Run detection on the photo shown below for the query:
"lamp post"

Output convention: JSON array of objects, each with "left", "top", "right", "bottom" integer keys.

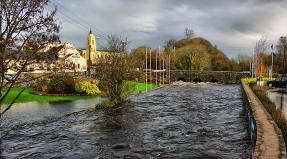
[
  {"left": 271, "top": 44, "right": 274, "bottom": 80},
  {"left": 281, "top": 36, "right": 286, "bottom": 77}
]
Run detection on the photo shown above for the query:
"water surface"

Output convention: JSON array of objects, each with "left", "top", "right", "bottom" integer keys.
[
  {"left": 267, "top": 89, "right": 287, "bottom": 117},
  {"left": 1, "top": 83, "right": 251, "bottom": 159}
]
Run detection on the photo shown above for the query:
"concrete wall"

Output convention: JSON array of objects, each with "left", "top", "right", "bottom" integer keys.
[{"left": 241, "top": 81, "right": 286, "bottom": 159}]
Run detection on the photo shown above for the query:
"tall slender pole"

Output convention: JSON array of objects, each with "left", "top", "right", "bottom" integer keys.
[
  {"left": 163, "top": 53, "right": 165, "bottom": 85},
  {"left": 145, "top": 48, "right": 148, "bottom": 92},
  {"left": 159, "top": 47, "right": 161, "bottom": 86},
  {"left": 156, "top": 48, "right": 158, "bottom": 86},
  {"left": 283, "top": 43, "right": 286, "bottom": 77},
  {"left": 169, "top": 53, "right": 171, "bottom": 84},
  {"left": 271, "top": 44, "right": 274, "bottom": 80},
  {"left": 149, "top": 49, "right": 152, "bottom": 85},
  {"left": 254, "top": 49, "right": 257, "bottom": 79},
  {"left": 251, "top": 63, "right": 254, "bottom": 78},
  {"left": 249, "top": 61, "right": 252, "bottom": 77}
]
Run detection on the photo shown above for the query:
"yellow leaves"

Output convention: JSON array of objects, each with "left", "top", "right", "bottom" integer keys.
[{"left": 75, "top": 80, "right": 101, "bottom": 96}]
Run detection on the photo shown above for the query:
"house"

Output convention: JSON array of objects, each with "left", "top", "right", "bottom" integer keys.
[{"left": 64, "top": 53, "right": 87, "bottom": 72}]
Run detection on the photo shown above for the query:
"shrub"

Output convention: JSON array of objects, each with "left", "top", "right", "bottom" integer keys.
[
  {"left": 33, "top": 77, "right": 49, "bottom": 92},
  {"left": 48, "top": 74, "right": 75, "bottom": 94},
  {"left": 243, "top": 77, "right": 276, "bottom": 86},
  {"left": 242, "top": 78, "right": 256, "bottom": 85},
  {"left": 75, "top": 81, "right": 100, "bottom": 95},
  {"left": 95, "top": 100, "right": 113, "bottom": 109},
  {"left": 90, "top": 80, "right": 100, "bottom": 85},
  {"left": 95, "top": 99, "right": 123, "bottom": 109}
]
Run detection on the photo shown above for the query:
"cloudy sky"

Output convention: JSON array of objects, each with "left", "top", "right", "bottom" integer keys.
[{"left": 50, "top": 0, "right": 287, "bottom": 58}]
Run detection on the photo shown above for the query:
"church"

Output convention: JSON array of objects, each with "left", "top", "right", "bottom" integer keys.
[
  {"left": 80, "top": 29, "right": 109, "bottom": 65},
  {"left": 81, "top": 29, "right": 97, "bottom": 64}
]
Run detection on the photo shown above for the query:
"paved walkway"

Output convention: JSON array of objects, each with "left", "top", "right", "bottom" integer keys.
[{"left": 242, "top": 83, "right": 282, "bottom": 159}]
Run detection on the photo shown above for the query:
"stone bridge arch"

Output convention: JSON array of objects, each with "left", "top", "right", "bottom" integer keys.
[{"left": 169, "top": 70, "right": 250, "bottom": 84}]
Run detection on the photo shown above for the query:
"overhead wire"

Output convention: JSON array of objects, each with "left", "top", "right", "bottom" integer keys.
[{"left": 51, "top": 0, "right": 107, "bottom": 38}]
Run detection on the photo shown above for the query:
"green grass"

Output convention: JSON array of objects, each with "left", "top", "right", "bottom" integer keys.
[
  {"left": 1, "top": 81, "right": 159, "bottom": 105},
  {"left": 1, "top": 87, "right": 94, "bottom": 105},
  {"left": 125, "top": 81, "right": 159, "bottom": 94}
]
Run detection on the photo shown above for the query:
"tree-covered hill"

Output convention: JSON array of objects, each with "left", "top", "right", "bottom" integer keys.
[{"left": 172, "top": 38, "right": 239, "bottom": 71}]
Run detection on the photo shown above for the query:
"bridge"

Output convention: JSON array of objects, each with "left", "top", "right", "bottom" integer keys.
[{"left": 153, "top": 70, "right": 250, "bottom": 84}]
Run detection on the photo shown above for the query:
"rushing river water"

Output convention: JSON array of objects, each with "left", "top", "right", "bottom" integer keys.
[{"left": 1, "top": 83, "right": 251, "bottom": 159}]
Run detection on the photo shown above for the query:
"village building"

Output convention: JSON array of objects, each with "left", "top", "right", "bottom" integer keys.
[{"left": 7, "top": 30, "right": 108, "bottom": 74}]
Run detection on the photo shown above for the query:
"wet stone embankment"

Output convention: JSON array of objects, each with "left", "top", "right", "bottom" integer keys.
[{"left": 1, "top": 83, "right": 251, "bottom": 159}]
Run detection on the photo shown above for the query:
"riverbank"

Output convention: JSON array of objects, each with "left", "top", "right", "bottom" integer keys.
[
  {"left": 1, "top": 87, "right": 94, "bottom": 104},
  {"left": 1, "top": 81, "right": 157, "bottom": 105},
  {"left": 242, "top": 81, "right": 286, "bottom": 158}
]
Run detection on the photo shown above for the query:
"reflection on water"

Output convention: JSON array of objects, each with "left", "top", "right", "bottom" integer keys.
[
  {"left": 1, "top": 98, "right": 106, "bottom": 127},
  {"left": 1, "top": 84, "right": 251, "bottom": 159},
  {"left": 267, "top": 89, "right": 287, "bottom": 117}
]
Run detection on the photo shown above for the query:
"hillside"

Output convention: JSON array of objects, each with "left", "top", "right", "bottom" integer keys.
[{"left": 174, "top": 38, "right": 237, "bottom": 71}]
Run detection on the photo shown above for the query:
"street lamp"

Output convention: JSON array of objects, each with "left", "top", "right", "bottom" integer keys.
[{"left": 281, "top": 36, "right": 286, "bottom": 77}]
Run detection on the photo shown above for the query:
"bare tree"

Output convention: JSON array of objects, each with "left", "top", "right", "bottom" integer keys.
[
  {"left": 276, "top": 36, "right": 287, "bottom": 75},
  {"left": 0, "top": 0, "right": 60, "bottom": 115},
  {"left": 254, "top": 37, "right": 269, "bottom": 77},
  {"left": 96, "top": 35, "right": 132, "bottom": 105},
  {"left": 184, "top": 27, "right": 195, "bottom": 39}
]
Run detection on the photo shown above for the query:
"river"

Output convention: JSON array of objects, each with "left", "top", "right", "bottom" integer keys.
[{"left": 1, "top": 83, "right": 251, "bottom": 159}]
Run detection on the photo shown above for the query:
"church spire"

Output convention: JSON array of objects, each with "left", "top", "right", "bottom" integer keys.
[{"left": 86, "top": 29, "right": 97, "bottom": 64}]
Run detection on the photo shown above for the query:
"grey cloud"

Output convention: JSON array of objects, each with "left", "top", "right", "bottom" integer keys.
[{"left": 52, "top": 0, "right": 287, "bottom": 58}]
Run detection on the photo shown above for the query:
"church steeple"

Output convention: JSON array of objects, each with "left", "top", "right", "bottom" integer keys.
[{"left": 86, "top": 29, "right": 97, "bottom": 64}]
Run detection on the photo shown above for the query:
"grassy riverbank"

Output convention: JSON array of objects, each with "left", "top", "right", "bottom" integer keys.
[
  {"left": 126, "top": 81, "right": 158, "bottom": 94},
  {"left": 1, "top": 81, "right": 158, "bottom": 105},
  {"left": 1, "top": 87, "right": 94, "bottom": 104}
]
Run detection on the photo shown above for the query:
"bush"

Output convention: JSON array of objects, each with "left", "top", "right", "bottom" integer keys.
[
  {"left": 33, "top": 77, "right": 49, "bottom": 92},
  {"left": 95, "top": 100, "right": 113, "bottom": 109},
  {"left": 242, "top": 78, "right": 256, "bottom": 85},
  {"left": 95, "top": 99, "right": 124, "bottom": 109},
  {"left": 48, "top": 74, "right": 75, "bottom": 94},
  {"left": 243, "top": 77, "right": 276, "bottom": 86},
  {"left": 75, "top": 81, "right": 101, "bottom": 95}
]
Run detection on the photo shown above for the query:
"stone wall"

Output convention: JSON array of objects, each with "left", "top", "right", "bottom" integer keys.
[{"left": 169, "top": 70, "right": 250, "bottom": 84}]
